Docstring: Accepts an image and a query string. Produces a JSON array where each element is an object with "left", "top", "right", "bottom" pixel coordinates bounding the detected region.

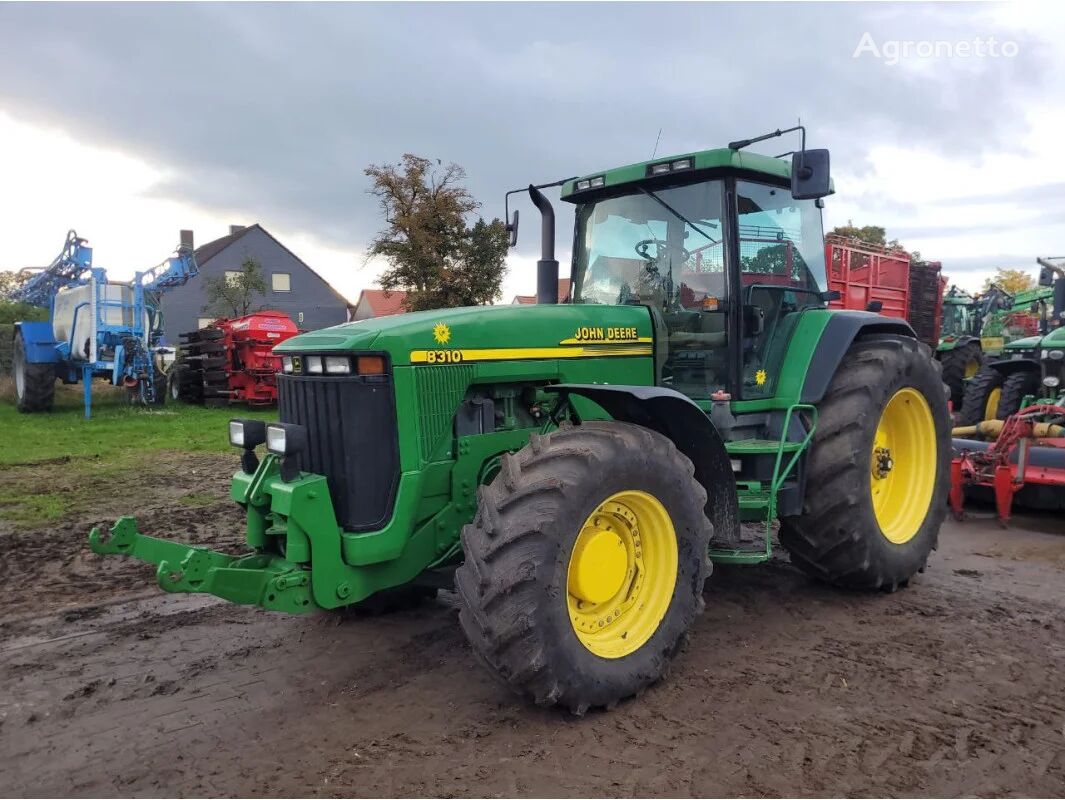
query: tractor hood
[
  {"left": 275, "top": 303, "right": 655, "bottom": 366},
  {"left": 1004, "top": 335, "right": 1042, "bottom": 350},
  {"left": 1043, "top": 326, "right": 1065, "bottom": 346}
]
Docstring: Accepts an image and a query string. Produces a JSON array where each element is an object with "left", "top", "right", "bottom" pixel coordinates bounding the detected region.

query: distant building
[
  {"left": 158, "top": 224, "right": 349, "bottom": 339},
  {"left": 511, "top": 278, "right": 572, "bottom": 305},
  {"left": 348, "top": 288, "right": 409, "bottom": 321}
]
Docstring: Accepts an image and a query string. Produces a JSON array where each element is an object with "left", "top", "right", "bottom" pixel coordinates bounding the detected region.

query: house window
[
  {"left": 224, "top": 270, "right": 241, "bottom": 286},
  {"left": 272, "top": 272, "right": 291, "bottom": 292},
  {"left": 197, "top": 318, "right": 214, "bottom": 329}
]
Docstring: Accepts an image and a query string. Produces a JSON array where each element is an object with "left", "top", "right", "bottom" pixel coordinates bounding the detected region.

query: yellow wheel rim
[
  {"left": 566, "top": 490, "right": 678, "bottom": 659},
  {"left": 870, "top": 388, "right": 937, "bottom": 545},
  {"left": 984, "top": 387, "right": 1001, "bottom": 420},
  {"left": 964, "top": 359, "right": 980, "bottom": 379}
]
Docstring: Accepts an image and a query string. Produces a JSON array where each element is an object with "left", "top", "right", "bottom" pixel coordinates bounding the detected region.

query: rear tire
[
  {"left": 455, "top": 421, "right": 712, "bottom": 713},
  {"left": 12, "top": 330, "right": 55, "bottom": 413},
  {"left": 958, "top": 367, "right": 1004, "bottom": 425},
  {"left": 780, "top": 336, "right": 949, "bottom": 591},
  {"left": 996, "top": 369, "right": 1040, "bottom": 420},
  {"left": 939, "top": 342, "right": 983, "bottom": 409}
]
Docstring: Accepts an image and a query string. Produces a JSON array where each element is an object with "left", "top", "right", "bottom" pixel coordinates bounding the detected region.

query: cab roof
[{"left": 560, "top": 147, "right": 797, "bottom": 202}]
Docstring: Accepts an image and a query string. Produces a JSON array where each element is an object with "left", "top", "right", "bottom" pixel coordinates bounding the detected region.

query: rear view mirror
[
  {"left": 742, "top": 304, "right": 765, "bottom": 337},
  {"left": 506, "top": 210, "right": 520, "bottom": 248},
  {"left": 1039, "top": 265, "right": 1055, "bottom": 287},
  {"left": 791, "top": 149, "right": 832, "bottom": 200},
  {"left": 866, "top": 300, "right": 884, "bottom": 313}
]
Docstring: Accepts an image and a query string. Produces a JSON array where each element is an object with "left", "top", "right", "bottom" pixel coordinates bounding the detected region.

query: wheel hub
[
  {"left": 872, "top": 446, "right": 894, "bottom": 479},
  {"left": 568, "top": 526, "right": 628, "bottom": 604}
]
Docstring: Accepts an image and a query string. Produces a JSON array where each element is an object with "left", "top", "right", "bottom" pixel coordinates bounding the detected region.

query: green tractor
[
  {"left": 937, "top": 284, "right": 1013, "bottom": 410},
  {"left": 90, "top": 128, "right": 951, "bottom": 713},
  {"left": 959, "top": 259, "right": 1065, "bottom": 426}
]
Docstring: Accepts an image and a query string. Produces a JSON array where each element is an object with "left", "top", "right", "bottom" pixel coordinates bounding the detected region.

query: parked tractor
[
  {"left": 959, "top": 259, "right": 1065, "bottom": 425},
  {"left": 169, "top": 311, "right": 299, "bottom": 407},
  {"left": 91, "top": 128, "right": 951, "bottom": 713},
  {"left": 11, "top": 230, "right": 198, "bottom": 418}
]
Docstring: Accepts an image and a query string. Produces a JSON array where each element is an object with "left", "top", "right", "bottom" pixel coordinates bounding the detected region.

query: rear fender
[
  {"left": 801, "top": 312, "right": 916, "bottom": 403},
  {"left": 547, "top": 383, "right": 740, "bottom": 545}
]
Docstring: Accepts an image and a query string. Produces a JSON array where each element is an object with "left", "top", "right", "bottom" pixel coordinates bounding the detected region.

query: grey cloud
[{"left": 0, "top": 2, "right": 1053, "bottom": 269}]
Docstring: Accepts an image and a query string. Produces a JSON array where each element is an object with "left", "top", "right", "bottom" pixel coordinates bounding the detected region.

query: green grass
[
  {"left": 0, "top": 382, "right": 276, "bottom": 529},
  {"left": 0, "top": 382, "right": 275, "bottom": 465}
]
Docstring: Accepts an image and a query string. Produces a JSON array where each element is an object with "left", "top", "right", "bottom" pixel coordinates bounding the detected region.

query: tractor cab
[
  {"left": 559, "top": 147, "right": 832, "bottom": 401},
  {"left": 494, "top": 126, "right": 843, "bottom": 417}
]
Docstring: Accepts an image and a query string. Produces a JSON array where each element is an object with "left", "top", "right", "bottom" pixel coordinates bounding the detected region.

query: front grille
[{"left": 278, "top": 373, "right": 400, "bottom": 532}]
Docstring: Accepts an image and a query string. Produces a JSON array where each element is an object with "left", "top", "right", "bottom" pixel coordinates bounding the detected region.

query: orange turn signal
[{"left": 356, "top": 355, "right": 386, "bottom": 375}]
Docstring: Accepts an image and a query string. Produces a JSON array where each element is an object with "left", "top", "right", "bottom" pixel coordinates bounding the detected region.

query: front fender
[{"left": 547, "top": 383, "right": 740, "bottom": 545}]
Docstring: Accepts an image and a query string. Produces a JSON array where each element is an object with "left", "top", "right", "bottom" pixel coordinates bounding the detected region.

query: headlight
[
  {"left": 282, "top": 356, "right": 293, "bottom": 373},
  {"left": 1044, "top": 376, "right": 1061, "bottom": 388},
  {"left": 306, "top": 356, "right": 323, "bottom": 374},
  {"left": 265, "top": 422, "right": 308, "bottom": 457},
  {"left": 325, "top": 356, "right": 351, "bottom": 374},
  {"left": 229, "top": 419, "right": 266, "bottom": 449},
  {"left": 1050, "top": 350, "right": 1064, "bottom": 360}
]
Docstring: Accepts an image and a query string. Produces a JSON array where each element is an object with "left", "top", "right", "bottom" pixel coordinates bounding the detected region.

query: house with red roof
[
  {"left": 511, "top": 278, "right": 572, "bottom": 305},
  {"left": 348, "top": 288, "right": 409, "bottom": 321}
]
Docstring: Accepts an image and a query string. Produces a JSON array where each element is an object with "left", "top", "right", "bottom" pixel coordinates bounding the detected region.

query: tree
[
  {"left": 0, "top": 270, "right": 29, "bottom": 300},
  {"left": 981, "top": 267, "right": 1035, "bottom": 295},
  {"left": 0, "top": 269, "right": 47, "bottom": 323},
  {"left": 829, "top": 223, "right": 888, "bottom": 247},
  {"left": 365, "top": 154, "right": 509, "bottom": 311},
  {"left": 201, "top": 257, "right": 267, "bottom": 318},
  {"left": 829, "top": 223, "right": 919, "bottom": 261}
]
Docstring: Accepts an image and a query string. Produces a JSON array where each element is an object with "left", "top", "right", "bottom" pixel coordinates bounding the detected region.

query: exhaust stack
[{"left": 528, "top": 184, "right": 559, "bottom": 304}]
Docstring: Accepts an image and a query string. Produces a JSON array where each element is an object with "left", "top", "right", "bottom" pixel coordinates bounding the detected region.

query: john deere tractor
[
  {"left": 91, "top": 128, "right": 951, "bottom": 713},
  {"left": 959, "top": 259, "right": 1065, "bottom": 425},
  {"left": 938, "top": 283, "right": 1013, "bottom": 410}
]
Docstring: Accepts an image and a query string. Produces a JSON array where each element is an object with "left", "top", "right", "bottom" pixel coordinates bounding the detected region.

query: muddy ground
[{"left": 2, "top": 453, "right": 1065, "bottom": 798}]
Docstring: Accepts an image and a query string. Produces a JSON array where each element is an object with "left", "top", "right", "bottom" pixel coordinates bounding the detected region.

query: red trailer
[
  {"left": 826, "top": 235, "right": 945, "bottom": 348},
  {"left": 171, "top": 311, "right": 299, "bottom": 407}
]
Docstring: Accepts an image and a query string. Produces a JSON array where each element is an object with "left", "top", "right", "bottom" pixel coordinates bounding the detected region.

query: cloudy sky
[{"left": 1, "top": 1, "right": 1063, "bottom": 303}]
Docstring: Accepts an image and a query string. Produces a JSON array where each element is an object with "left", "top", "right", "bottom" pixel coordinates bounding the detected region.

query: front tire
[
  {"left": 958, "top": 367, "right": 1004, "bottom": 425},
  {"left": 13, "top": 330, "right": 55, "bottom": 413},
  {"left": 780, "top": 336, "right": 949, "bottom": 591},
  {"left": 455, "top": 421, "right": 712, "bottom": 713},
  {"left": 995, "top": 369, "right": 1040, "bottom": 419}
]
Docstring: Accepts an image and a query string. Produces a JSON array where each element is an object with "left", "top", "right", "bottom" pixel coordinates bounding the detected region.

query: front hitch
[{"left": 89, "top": 516, "right": 316, "bottom": 613}]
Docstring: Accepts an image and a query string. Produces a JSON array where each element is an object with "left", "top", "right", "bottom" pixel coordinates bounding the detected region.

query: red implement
[
  {"left": 174, "top": 311, "right": 299, "bottom": 407},
  {"left": 950, "top": 404, "right": 1065, "bottom": 525}
]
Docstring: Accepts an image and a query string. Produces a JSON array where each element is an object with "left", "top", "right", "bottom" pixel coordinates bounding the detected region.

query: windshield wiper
[{"left": 638, "top": 187, "right": 720, "bottom": 245}]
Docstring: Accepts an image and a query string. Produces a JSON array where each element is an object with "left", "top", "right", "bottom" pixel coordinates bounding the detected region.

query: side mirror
[
  {"left": 866, "top": 300, "right": 884, "bottom": 313},
  {"left": 791, "top": 149, "right": 831, "bottom": 200},
  {"left": 1039, "top": 265, "right": 1055, "bottom": 287},
  {"left": 742, "top": 304, "right": 765, "bottom": 337},
  {"left": 506, "top": 209, "right": 519, "bottom": 248}
]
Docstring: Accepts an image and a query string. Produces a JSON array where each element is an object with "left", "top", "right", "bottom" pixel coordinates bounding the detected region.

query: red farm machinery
[{"left": 169, "top": 311, "right": 299, "bottom": 407}]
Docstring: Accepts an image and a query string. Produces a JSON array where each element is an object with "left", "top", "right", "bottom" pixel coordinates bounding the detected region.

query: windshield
[
  {"left": 574, "top": 181, "right": 725, "bottom": 310},
  {"left": 942, "top": 303, "right": 970, "bottom": 337},
  {"left": 573, "top": 180, "right": 827, "bottom": 309}
]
